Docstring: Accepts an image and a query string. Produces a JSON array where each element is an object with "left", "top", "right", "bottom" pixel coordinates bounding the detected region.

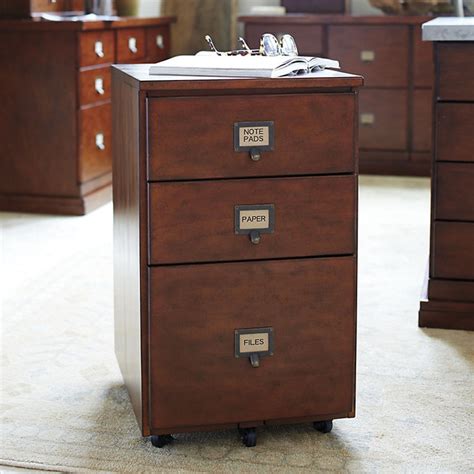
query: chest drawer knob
[
  {"left": 250, "top": 230, "right": 261, "bottom": 245},
  {"left": 94, "top": 41, "right": 105, "bottom": 58},
  {"left": 128, "top": 37, "right": 138, "bottom": 54},
  {"left": 360, "top": 113, "right": 375, "bottom": 126},
  {"left": 95, "top": 132, "right": 105, "bottom": 151},
  {"left": 360, "top": 50, "right": 375, "bottom": 62},
  {"left": 156, "top": 34, "right": 164, "bottom": 49},
  {"left": 250, "top": 148, "right": 262, "bottom": 162},
  {"left": 95, "top": 77, "right": 105, "bottom": 95}
]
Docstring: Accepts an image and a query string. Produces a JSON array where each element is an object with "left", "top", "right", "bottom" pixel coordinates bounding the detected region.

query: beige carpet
[{"left": 1, "top": 176, "right": 473, "bottom": 473}]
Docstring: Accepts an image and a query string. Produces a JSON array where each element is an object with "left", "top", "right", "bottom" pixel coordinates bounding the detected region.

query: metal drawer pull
[
  {"left": 249, "top": 148, "right": 261, "bottom": 162},
  {"left": 249, "top": 230, "right": 261, "bottom": 245},
  {"left": 156, "top": 34, "right": 164, "bottom": 49},
  {"left": 128, "top": 37, "right": 138, "bottom": 54},
  {"left": 360, "top": 50, "right": 375, "bottom": 62},
  {"left": 95, "top": 77, "right": 105, "bottom": 95},
  {"left": 360, "top": 113, "right": 375, "bottom": 126},
  {"left": 94, "top": 41, "right": 104, "bottom": 58},
  {"left": 95, "top": 133, "right": 105, "bottom": 150}
]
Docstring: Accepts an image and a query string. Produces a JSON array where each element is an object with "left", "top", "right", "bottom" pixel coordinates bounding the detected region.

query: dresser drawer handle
[
  {"left": 94, "top": 40, "right": 105, "bottom": 58},
  {"left": 156, "top": 34, "right": 164, "bottom": 49},
  {"left": 96, "top": 133, "right": 105, "bottom": 151},
  {"left": 360, "top": 113, "right": 375, "bottom": 126},
  {"left": 128, "top": 37, "right": 138, "bottom": 54},
  {"left": 95, "top": 77, "right": 105, "bottom": 95},
  {"left": 360, "top": 50, "right": 375, "bottom": 62},
  {"left": 250, "top": 148, "right": 261, "bottom": 162},
  {"left": 250, "top": 230, "right": 261, "bottom": 245}
]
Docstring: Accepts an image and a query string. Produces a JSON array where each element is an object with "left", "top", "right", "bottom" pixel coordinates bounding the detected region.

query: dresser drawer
[
  {"left": 436, "top": 104, "right": 474, "bottom": 163},
  {"left": 436, "top": 163, "right": 474, "bottom": 222},
  {"left": 79, "top": 104, "right": 112, "bottom": 182},
  {"left": 148, "top": 93, "right": 355, "bottom": 181},
  {"left": 148, "top": 175, "right": 355, "bottom": 265},
  {"left": 79, "top": 31, "right": 114, "bottom": 67},
  {"left": 116, "top": 28, "right": 146, "bottom": 63},
  {"left": 328, "top": 26, "right": 409, "bottom": 87},
  {"left": 79, "top": 66, "right": 111, "bottom": 106},
  {"left": 413, "top": 26, "right": 434, "bottom": 88},
  {"left": 432, "top": 222, "right": 474, "bottom": 280},
  {"left": 145, "top": 26, "right": 170, "bottom": 62},
  {"left": 245, "top": 24, "right": 324, "bottom": 56},
  {"left": 437, "top": 43, "right": 474, "bottom": 101},
  {"left": 412, "top": 89, "right": 432, "bottom": 152},
  {"left": 359, "top": 89, "right": 407, "bottom": 151},
  {"left": 149, "top": 256, "right": 355, "bottom": 429}
]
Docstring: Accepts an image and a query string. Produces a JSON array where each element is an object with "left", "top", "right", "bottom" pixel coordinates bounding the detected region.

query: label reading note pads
[{"left": 234, "top": 121, "right": 274, "bottom": 152}]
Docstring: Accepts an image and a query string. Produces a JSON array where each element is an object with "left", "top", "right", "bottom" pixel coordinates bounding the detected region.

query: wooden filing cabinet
[
  {"left": 419, "top": 36, "right": 474, "bottom": 330},
  {"left": 112, "top": 64, "right": 362, "bottom": 447},
  {"left": 0, "top": 16, "right": 174, "bottom": 215},
  {"left": 240, "top": 14, "right": 434, "bottom": 176}
]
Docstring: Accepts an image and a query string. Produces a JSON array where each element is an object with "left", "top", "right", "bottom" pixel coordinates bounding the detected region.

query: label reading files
[{"left": 235, "top": 327, "right": 274, "bottom": 368}]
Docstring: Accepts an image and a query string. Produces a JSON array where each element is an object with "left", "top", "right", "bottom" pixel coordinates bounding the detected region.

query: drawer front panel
[
  {"left": 412, "top": 89, "right": 432, "bottom": 152},
  {"left": 116, "top": 28, "right": 146, "bottom": 63},
  {"left": 79, "top": 104, "right": 112, "bottom": 182},
  {"left": 437, "top": 43, "right": 474, "bottom": 101},
  {"left": 245, "top": 24, "right": 324, "bottom": 56},
  {"left": 145, "top": 26, "right": 170, "bottom": 62},
  {"left": 432, "top": 222, "right": 474, "bottom": 280},
  {"left": 149, "top": 256, "right": 356, "bottom": 429},
  {"left": 359, "top": 89, "right": 408, "bottom": 150},
  {"left": 413, "top": 26, "right": 434, "bottom": 88},
  {"left": 79, "top": 31, "right": 114, "bottom": 67},
  {"left": 436, "top": 163, "right": 474, "bottom": 222},
  {"left": 79, "top": 66, "right": 111, "bottom": 106},
  {"left": 436, "top": 104, "right": 474, "bottom": 163},
  {"left": 328, "top": 26, "right": 409, "bottom": 87},
  {"left": 148, "top": 94, "right": 355, "bottom": 180},
  {"left": 148, "top": 176, "right": 355, "bottom": 265}
]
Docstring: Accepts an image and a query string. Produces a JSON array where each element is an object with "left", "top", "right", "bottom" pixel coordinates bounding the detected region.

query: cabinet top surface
[
  {"left": 0, "top": 16, "right": 175, "bottom": 31},
  {"left": 423, "top": 17, "right": 474, "bottom": 41},
  {"left": 112, "top": 64, "right": 363, "bottom": 91},
  {"left": 238, "top": 14, "right": 432, "bottom": 25}
]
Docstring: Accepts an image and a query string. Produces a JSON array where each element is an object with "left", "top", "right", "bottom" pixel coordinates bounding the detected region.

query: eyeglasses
[{"left": 205, "top": 33, "right": 299, "bottom": 57}]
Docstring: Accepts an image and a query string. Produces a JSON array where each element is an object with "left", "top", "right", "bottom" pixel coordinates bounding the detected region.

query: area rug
[{"left": 1, "top": 176, "right": 473, "bottom": 473}]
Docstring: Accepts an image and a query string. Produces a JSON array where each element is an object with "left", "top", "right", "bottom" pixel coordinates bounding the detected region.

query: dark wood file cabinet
[{"left": 112, "top": 64, "right": 362, "bottom": 447}]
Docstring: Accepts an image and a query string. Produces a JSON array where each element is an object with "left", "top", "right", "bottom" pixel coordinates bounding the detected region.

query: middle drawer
[{"left": 148, "top": 175, "right": 356, "bottom": 265}]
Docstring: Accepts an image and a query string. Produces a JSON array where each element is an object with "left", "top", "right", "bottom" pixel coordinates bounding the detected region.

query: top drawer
[
  {"left": 328, "top": 25, "right": 409, "bottom": 87},
  {"left": 116, "top": 28, "right": 146, "bottom": 63},
  {"left": 147, "top": 93, "right": 356, "bottom": 181},
  {"left": 79, "top": 31, "right": 114, "bottom": 67},
  {"left": 437, "top": 43, "right": 474, "bottom": 102}
]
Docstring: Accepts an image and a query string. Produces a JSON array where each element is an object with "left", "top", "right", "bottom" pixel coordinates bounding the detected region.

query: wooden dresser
[
  {"left": 240, "top": 14, "right": 434, "bottom": 176},
  {"left": 0, "top": 16, "right": 174, "bottom": 215},
  {"left": 112, "top": 64, "right": 362, "bottom": 447},
  {"left": 419, "top": 18, "right": 474, "bottom": 331}
]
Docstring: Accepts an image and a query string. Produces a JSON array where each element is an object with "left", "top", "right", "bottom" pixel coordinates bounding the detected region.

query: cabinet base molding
[
  {"left": 360, "top": 151, "right": 431, "bottom": 176},
  {"left": 0, "top": 183, "right": 111, "bottom": 216}
]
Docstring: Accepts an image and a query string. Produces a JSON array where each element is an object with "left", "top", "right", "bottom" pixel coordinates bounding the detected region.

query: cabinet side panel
[{"left": 112, "top": 70, "right": 145, "bottom": 433}]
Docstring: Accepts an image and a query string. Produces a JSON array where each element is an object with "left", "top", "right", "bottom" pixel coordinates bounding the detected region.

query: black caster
[
  {"left": 150, "top": 434, "right": 174, "bottom": 448},
  {"left": 240, "top": 427, "right": 257, "bottom": 447},
  {"left": 313, "top": 420, "right": 333, "bottom": 433}
]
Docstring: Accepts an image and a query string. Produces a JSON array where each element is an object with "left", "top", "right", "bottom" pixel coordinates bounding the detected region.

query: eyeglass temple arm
[{"left": 205, "top": 35, "right": 222, "bottom": 55}]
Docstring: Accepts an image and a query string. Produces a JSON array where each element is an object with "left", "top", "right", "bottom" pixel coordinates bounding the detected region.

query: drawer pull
[
  {"left": 250, "top": 230, "right": 261, "bottom": 245},
  {"left": 250, "top": 148, "right": 261, "bottom": 162},
  {"left": 156, "top": 34, "right": 164, "bottom": 49},
  {"left": 360, "top": 50, "right": 375, "bottom": 62},
  {"left": 96, "top": 133, "right": 105, "bottom": 151},
  {"left": 360, "top": 113, "right": 375, "bottom": 126},
  {"left": 128, "top": 37, "right": 138, "bottom": 54},
  {"left": 95, "top": 77, "right": 105, "bottom": 95},
  {"left": 94, "top": 41, "right": 104, "bottom": 58}
]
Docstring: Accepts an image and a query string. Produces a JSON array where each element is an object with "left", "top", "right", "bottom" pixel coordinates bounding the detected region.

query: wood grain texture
[
  {"left": 149, "top": 257, "right": 356, "bottom": 430},
  {"left": 428, "top": 279, "right": 474, "bottom": 303},
  {"left": 79, "top": 66, "right": 111, "bottom": 106},
  {"left": 413, "top": 25, "right": 434, "bottom": 88},
  {"left": 148, "top": 93, "right": 355, "bottom": 180},
  {"left": 412, "top": 89, "right": 432, "bottom": 152},
  {"left": 436, "top": 103, "right": 474, "bottom": 163},
  {"left": 148, "top": 176, "right": 356, "bottom": 264},
  {"left": 360, "top": 151, "right": 430, "bottom": 176},
  {"left": 145, "top": 26, "right": 170, "bottom": 62},
  {"left": 436, "top": 163, "right": 474, "bottom": 222}
]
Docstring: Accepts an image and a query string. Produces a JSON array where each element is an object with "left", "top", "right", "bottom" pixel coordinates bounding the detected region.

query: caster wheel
[
  {"left": 313, "top": 420, "right": 333, "bottom": 433},
  {"left": 240, "top": 428, "right": 257, "bottom": 447},
  {"left": 151, "top": 434, "right": 174, "bottom": 448}
]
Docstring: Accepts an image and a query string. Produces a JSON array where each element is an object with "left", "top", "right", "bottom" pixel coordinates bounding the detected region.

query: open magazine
[{"left": 148, "top": 52, "right": 340, "bottom": 78}]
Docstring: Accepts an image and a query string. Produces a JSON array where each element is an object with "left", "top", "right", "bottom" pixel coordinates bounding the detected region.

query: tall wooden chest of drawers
[
  {"left": 240, "top": 14, "right": 434, "bottom": 177},
  {"left": 112, "top": 64, "right": 362, "bottom": 447},
  {"left": 0, "top": 16, "right": 173, "bottom": 215},
  {"left": 419, "top": 19, "right": 474, "bottom": 331}
]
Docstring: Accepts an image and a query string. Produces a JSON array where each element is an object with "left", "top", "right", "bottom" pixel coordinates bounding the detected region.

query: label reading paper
[
  {"left": 234, "top": 121, "right": 274, "bottom": 152},
  {"left": 235, "top": 204, "right": 275, "bottom": 235}
]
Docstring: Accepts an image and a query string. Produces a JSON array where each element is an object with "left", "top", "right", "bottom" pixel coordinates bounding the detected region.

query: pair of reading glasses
[{"left": 205, "top": 33, "right": 298, "bottom": 57}]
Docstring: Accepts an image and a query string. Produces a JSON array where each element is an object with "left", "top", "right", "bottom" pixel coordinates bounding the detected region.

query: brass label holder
[
  {"left": 235, "top": 204, "right": 275, "bottom": 245},
  {"left": 234, "top": 121, "right": 274, "bottom": 162},
  {"left": 235, "top": 327, "right": 274, "bottom": 368}
]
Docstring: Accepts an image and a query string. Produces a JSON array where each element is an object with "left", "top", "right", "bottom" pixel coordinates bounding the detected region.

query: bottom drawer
[{"left": 149, "top": 256, "right": 356, "bottom": 431}]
